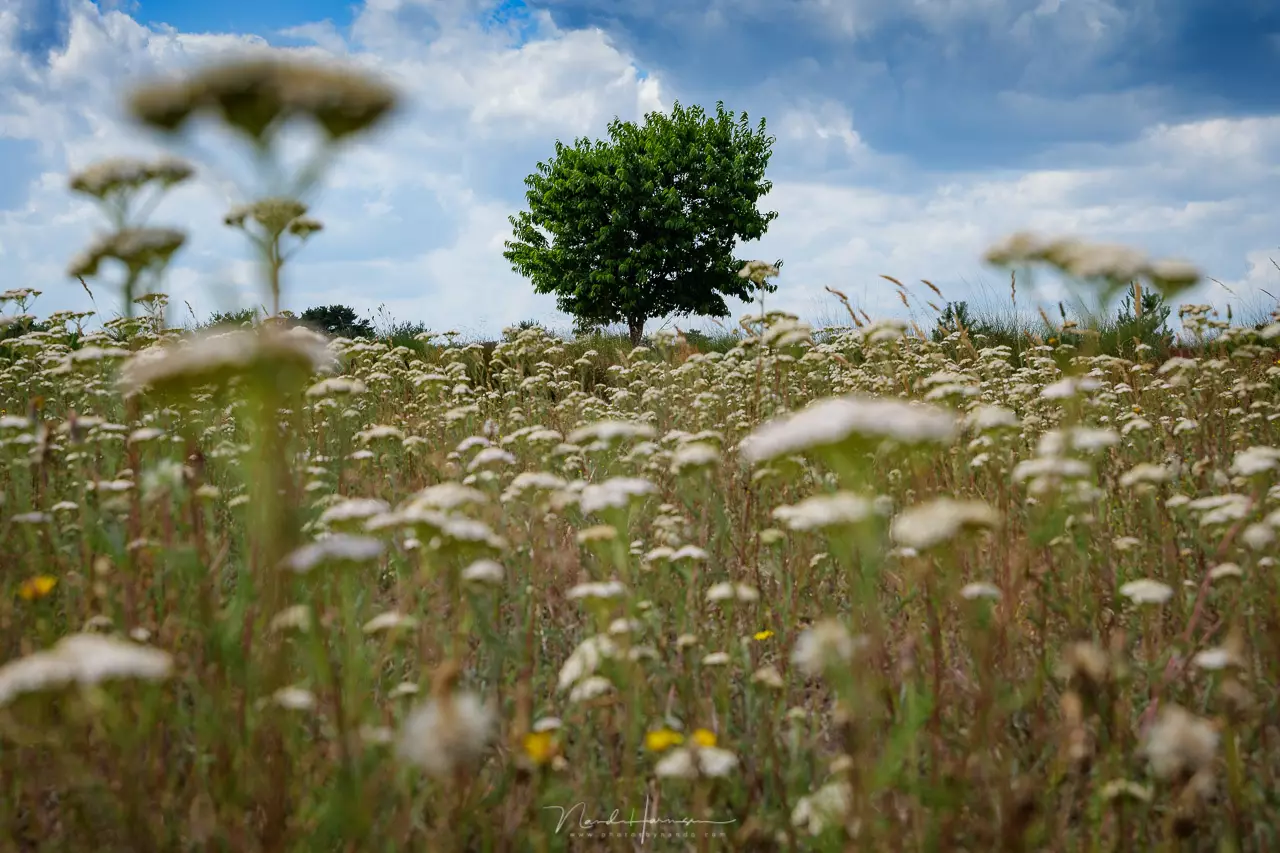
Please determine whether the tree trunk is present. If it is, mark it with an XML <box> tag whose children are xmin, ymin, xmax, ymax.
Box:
<box><xmin>627</xmin><ymin>316</ymin><xmax>644</xmax><ymax>348</ymax></box>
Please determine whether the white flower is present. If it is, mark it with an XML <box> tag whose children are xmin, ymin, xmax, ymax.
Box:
<box><xmin>1240</xmin><ymin>523</ymin><xmax>1274</xmax><ymax>550</ymax></box>
<box><xmin>362</xmin><ymin>612</ymin><xmax>418</xmax><ymax>634</ymax></box>
<box><xmin>319</xmin><ymin>498</ymin><xmax>391</xmax><ymax>525</ymax></box>
<box><xmin>0</xmin><ymin>634</ymin><xmax>173</xmax><ymax>706</ymax></box>
<box><xmin>1119</xmin><ymin>464</ymin><xmax>1169</xmax><ymax>488</ymax></box>
<box><xmin>567</xmin><ymin>580</ymin><xmax>628</xmax><ymax>601</ymax></box>
<box><xmin>118</xmin><ymin>326</ymin><xmax>334</xmax><ymax>395</ymax></box>
<box><xmin>533</xmin><ymin>716</ymin><xmax>563</xmax><ymax>732</ymax></box>
<box><xmin>792</xmin><ymin>620</ymin><xmax>863</xmax><ymax>677</ymax></box>
<box><xmin>705</xmin><ymin>582</ymin><xmax>759</xmax><ymax>603</ymax></box>
<box><xmin>1119</xmin><ymin>578</ymin><xmax>1174</xmax><ymax>605</ymax></box>
<box><xmin>960</xmin><ymin>582</ymin><xmax>1002</xmax><ymax>601</ymax></box>
<box><xmin>272</xmin><ymin>686</ymin><xmax>317</xmax><ymax>711</ymax></box>
<box><xmin>568</xmin><ymin>675</ymin><xmax>614</xmax><ymax>703</ymax></box>
<box><xmin>127</xmin><ymin>427</ymin><xmax>165</xmax><ymax>444</ymax></box>
<box><xmin>1209</xmin><ymin>562</ymin><xmax>1243</xmax><ymax>581</ymax></box>
<box><xmin>889</xmin><ymin>499</ymin><xmax>1000</xmax><ymax>551</ymax></box>
<box><xmin>356</xmin><ymin>424</ymin><xmax>405</xmax><ymax>444</ymax></box>
<box><xmin>792</xmin><ymin>779</ymin><xmax>853</xmax><ymax>836</ymax></box>
<box><xmin>671</xmin><ymin>442</ymin><xmax>721</xmax><ymax>474</ymax></box>
<box><xmin>579</xmin><ymin>477</ymin><xmax>656</xmax><ymax>514</ymax></box>
<box><xmin>966</xmin><ymin>405</ymin><xmax>1020</xmax><ymax>432</ymax></box>
<box><xmin>566</xmin><ymin>420</ymin><xmax>655</xmax><ymax>445</ymax></box>
<box><xmin>654</xmin><ymin>745</ymin><xmax>739</xmax><ymax>779</ymax></box>
<box><xmin>557</xmin><ymin>635</ymin><xmax>619</xmax><ymax>690</ymax></box>
<box><xmin>396</xmin><ymin>691</ymin><xmax>495</xmax><ymax>778</ymax></box>
<box><xmin>752</xmin><ymin>665</ymin><xmax>785</xmax><ymax>689</ymax></box>
<box><xmin>773</xmin><ymin>492</ymin><xmax>884</xmax><ymax>531</ymax></box>
<box><xmin>1069</xmin><ymin>427</ymin><xmax>1120</xmax><ymax>453</ymax></box>
<box><xmin>739</xmin><ymin>394</ymin><xmax>958</xmax><ymax>464</ymax></box>
<box><xmin>1192</xmin><ymin>647</ymin><xmax>1242</xmax><ymax>671</ymax></box>
<box><xmin>1142</xmin><ymin>705</ymin><xmax>1218</xmax><ymax>780</ymax></box>
<box><xmin>306</xmin><ymin>377</ymin><xmax>367</xmax><ymax>397</ymax></box>
<box><xmin>701</xmin><ymin>651</ymin><xmax>731</xmax><ymax>666</ymax></box>
<box><xmin>270</xmin><ymin>605</ymin><xmax>312</xmax><ymax>633</ymax></box>
<box><xmin>1231</xmin><ymin>446</ymin><xmax>1280</xmax><ymax>477</ymax></box>
<box><xmin>467</xmin><ymin>446</ymin><xmax>517</xmax><ymax>472</ymax></box>
<box><xmin>281</xmin><ymin>534</ymin><xmax>384</xmax><ymax>573</ymax></box>
<box><xmin>461</xmin><ymin>559</ymin><xmax>504</xmax><ymax>584</ymax></box>
<box><xmin>410</xmin><ymin>482</ymin><xmax>487</xmax><ymax>511</ymax></box>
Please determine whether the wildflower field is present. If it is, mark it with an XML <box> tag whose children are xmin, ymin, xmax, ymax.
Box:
<box><xmin>3</xmin><ymin>57</ymin><xmax>1280</xmax><ymax>853</ymax></box>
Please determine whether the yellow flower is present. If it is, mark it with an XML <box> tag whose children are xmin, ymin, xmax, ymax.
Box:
<box><xmin>645</xmin><ymin>728</ymin><xmax>685</xmax><ymax>752</ymax></box>
<box><xmin>753</xmin><ymin>629</ymin><xmax>774</xmax><ymax>641</ymax></box>
<box><xmin>19</xmin><ymin>575</ymin><xmax>57</xmax><ymax>601</ymax></box>
<box><xmin>692</xmin><ymin>728</ymin><xmax>717</xmax><ymax>748</ymax></box>
<box><xmin>522</xmin><ymin>731</ymin><xmax>556</xmax><ymax>765</ymax></box>
<box><xmin>1048</xmin><ymin>337</ymin><xmax>1058</xmax><ymax>345</ymax></box>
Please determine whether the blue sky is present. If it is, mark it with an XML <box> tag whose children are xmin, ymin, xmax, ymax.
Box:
<box><xmin>2</xmin><ymin>0</ymin><xmax>1279</xmax><ymax>336</ymax></box>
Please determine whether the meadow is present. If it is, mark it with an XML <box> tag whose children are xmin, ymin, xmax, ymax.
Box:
<box><xmin>2</xmin><ymin>56</ymin><xmax>1280</xmax><ymax>853</ymax></box>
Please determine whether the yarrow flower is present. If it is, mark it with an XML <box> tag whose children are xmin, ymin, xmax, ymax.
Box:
<box><xmin>889</xmin><ymin>498</ymin><xmax>1000</xmax><ymax>551</ymax></box>
<box><xmin>739</xmin><ymin>394</ymin><xmax>958</xmax><ymax>464</ymax></box>
<box><xmin>396</xmin><ymin>662</ymin><xmax>494</xmax><ymax>779</ymax></box>
<box><xmin>792</xmin><ymin>620</ymin><xmax>865</xmax><ymax>678</ymax></box>
<box><xmin>0</xmin><ymin>634</ymin><xmax>173</xmax><ymax>706</ymax></box>
<box><xmin>772</xmin><ymin>492</ymin><xmax>885</xmax><ymax>531</ymax></box>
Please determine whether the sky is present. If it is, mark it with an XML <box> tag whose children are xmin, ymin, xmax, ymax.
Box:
<box><xmin>1</xmin><ymin>0</ymin><xmax>1279</xmax><ymax>337</ymax></box>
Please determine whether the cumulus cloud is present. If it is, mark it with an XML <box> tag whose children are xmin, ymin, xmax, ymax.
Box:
<box><xmin>0</xmin><ymin>0</ymin><xmax>1277</xmax><ymax>338</ymax></box>
<box><xmin>0</xmin><ymin>0</ymin><xmax>662</xmax><ymax>334</ymax></box>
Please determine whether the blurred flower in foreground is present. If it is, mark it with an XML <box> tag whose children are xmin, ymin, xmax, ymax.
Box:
<box><xmin>18</xmin><ymin>575</ymin><xmax>57</xmax><ymax>601</ymax></box>
<box><xmin>0</xmin><ymin>634</ymin><xmax>173</xmax><ymax>707</ymax></box>
<box><xmin>396</xmin><ymin>661</ymin><xmax>495</xmax><ymax>779</ymax></box>
<box><xmin>739</xmin><ymin>394</ymin><xmax>958</xmax><ymax>465</ymax></box>
<box><xmin>119</xmin><ymin>326</ymin><xmax>334</xmax><ymax>398</ymax></box>
<box><xmin>889</xmin><ymin>498</ymin><xmax>1000</xmax><ymax>552</ymax></box>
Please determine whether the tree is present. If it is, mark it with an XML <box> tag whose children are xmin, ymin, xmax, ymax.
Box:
<box><xmin>504</xmin><ymin>100</ymin><xmax>781</xmax><ymax>347</ymax></box>
<box><xmin>299</xmin><ymin>304</ymin><xmax>374</xmax><ymax>338</ymax></box>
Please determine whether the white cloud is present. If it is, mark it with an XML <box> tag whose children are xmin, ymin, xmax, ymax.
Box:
<box><xmin>0</xmin><ymin>0</ymin><xmax>1277</xmax><ymax>339</ymax></box>
<box><xmin>0</xmin><ymin>0</ymin><xmax>661</xmax><ymax>332</ymax></box>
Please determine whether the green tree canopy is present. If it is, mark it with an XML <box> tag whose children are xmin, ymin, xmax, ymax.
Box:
<box><xmin>503</xmin><ymin>100</ymin><xmax>781</xmax><ymax>346</ymax></box>
<box><xmin>299</xmin><ymin>304</ymin><xmax>374</xmax><ymax>338</ymax></box>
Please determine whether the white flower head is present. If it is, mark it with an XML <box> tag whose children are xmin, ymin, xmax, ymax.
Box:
<box><xmin>397</xmin><ymin>689</ymin><xmax>495</xmax><ymax>779</ymax></box>
<box><xmin>1119</xmin><ymin>578</ymin><xmax>1174</xmax><ymax>606</ymax></box>
<box><xmin>281</xmin><ymin>534</ymin><xmax>384</xmax><ymax>573</ymax></box>
<box><xmin>739</xmin><ymin>394</ymin><xmax>959</xmax><ymax>464</ymax></box>
<box><xmin>773</xmin><ymin>491</ymin><xmax>885</xmax><ymax>531</ymax></box>
<box><xmin>567</xmin><ymin>580</ymin><xmax>628</xmax><ymax>602</ymax></box>
<box><xmin>889</xmin><ymin>498</ymin><xmax>1000</xmax><ymax>551</ymax></box>
<box><xmin>0</xmin><ymin>634</ymin><xmax>173</xmax><ymax>706</ymax></box>
<box><xmin>557</xmin><ymin>635</ymin><xmax>619</xmax><ymax>690</ymax></box>
<box><xmin>1142</xmin><ymin>705</ymin><xmax>1218</xmax><ymax>780</ymax></box>
<box><xmin>705</xmin><ymin>581</ymin><xmax>759</xmax><ymax>603</ymax></box>
<box><xmin>461</xmin><ymin>559</ymin><xmax>505</xmax><ymax>585</ymax></box>
<box><xmin>579</xmin><ymin>477</ymin><xmax>656</xmax><ymax>514</ymax></box>
<box><xmin>654</xmin><ymin>745</ymin><xmax>739</xmax><ymax>779</ymax></box>
<box><xmin>792</xmin><ymin>620</ymin><xmax>865</xmax><ymax>678</ymax></box>
<box><xmin>792</xmin><ymin>779</ymin><xmax>853</xmax><ymax>836</ymax></box>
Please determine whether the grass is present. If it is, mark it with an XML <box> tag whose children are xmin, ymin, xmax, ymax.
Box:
<box><xmin>3</xmin><ymin>53</ymin><xmax>1280</xmax><ymax>853</ymax></box>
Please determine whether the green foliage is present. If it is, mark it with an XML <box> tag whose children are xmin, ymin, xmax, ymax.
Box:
<box><xmin>931</xmin><ymin>301</ymin><xmax>976</xmax><ymax>343</ymax></box>
<box><xmin>299</xmin><ymin>304</ymin><xmax>374</xmax><ymax>338</ymax></box>
<box><xmin>0</xmin><ymin>317</ymin><xmax>49</xmax><ymax>342</ymax></box>
<box><xmin>200</xmin><ymin>308</ymin><xmax>260</xmax><ymax>329</ymax></box>
<box><xmin>1110</xmin><ymin>288</ymin><xmax>1174</xmax><ymax>355</ymax></box>
<box><xmin>504</xmin><ymin>100</ymin><xmax>780</xmax><ymax>345</ymax></box>
<box><xmin>680</xmin><ymin>328</ymin><xmax>741</xmax><ymax>353</ymax></box>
